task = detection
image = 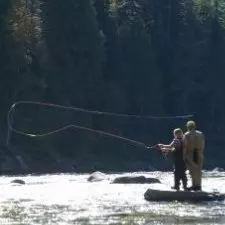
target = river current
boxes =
[0,171,224,225]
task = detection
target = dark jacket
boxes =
[172,138,186,169]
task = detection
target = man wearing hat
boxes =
[183,120,205,191]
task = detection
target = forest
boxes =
[0,0,224,173]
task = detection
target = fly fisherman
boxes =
[158,128,188,191]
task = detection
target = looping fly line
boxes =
[6,101,194,148]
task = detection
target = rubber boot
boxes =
[193,185,202,191]
[182,179,187,190]
[171,186,180,191]
[182,174,188,190]
[171,174,180,191]
[186,186,196,191]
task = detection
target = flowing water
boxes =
[0,171,224,225]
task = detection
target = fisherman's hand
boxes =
[157,144,163,149]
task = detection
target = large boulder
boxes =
[10,179,26,185]
[144,188,225,202]
[87,171,107,182]
[111,176,160,184]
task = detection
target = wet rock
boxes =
[10,179,25,185]
[87,171,107,182]
[111,176,160,184]
[144,188,225,202]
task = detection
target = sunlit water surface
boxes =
[0,171,224,225]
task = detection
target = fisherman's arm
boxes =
[158,141,175,152]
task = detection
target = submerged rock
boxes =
[111,176,160,184]
[87,171,107,182]
[144,188,225,202]
[10,179,26,185]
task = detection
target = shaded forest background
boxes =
[0,0,225,173]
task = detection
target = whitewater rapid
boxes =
[0,171,224,225]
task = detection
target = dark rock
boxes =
[87,171,106,182]
[144,188,225,202]
[10,179,25,185]
[111,176,160,184]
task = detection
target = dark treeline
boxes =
[0,0,225,172]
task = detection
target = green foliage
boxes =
[0,0,225,172]
[194,0,225,26]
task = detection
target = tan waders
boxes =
[184,130,205,190]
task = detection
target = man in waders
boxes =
[183,121,205,191]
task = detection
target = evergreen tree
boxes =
[42,0,105,109]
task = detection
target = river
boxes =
[0,171,224,225]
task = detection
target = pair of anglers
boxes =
[157,121,205,191]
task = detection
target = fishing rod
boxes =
[6,101,194,148]
[8,123,153,149]
[146,144,159,149]
[8,120,161,150]
[147,144,169,160]
[7,118,160,151]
